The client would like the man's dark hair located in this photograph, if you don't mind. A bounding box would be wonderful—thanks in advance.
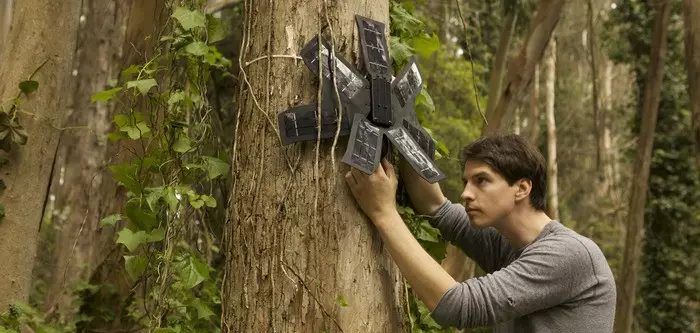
[460,134,547,211]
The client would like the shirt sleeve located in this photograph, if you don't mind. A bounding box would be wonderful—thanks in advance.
[429,200,512,273]
[429,235,598,329]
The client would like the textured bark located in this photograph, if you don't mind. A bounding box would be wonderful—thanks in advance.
[40,0,138,317]
[0,0,81,310]
[587,0,603,174]
[222,1,405,332]
[614,2,671,332]
[684,0,700,168]
[545,38,559,221]
[0,0,11,55]
[483,0,565,134]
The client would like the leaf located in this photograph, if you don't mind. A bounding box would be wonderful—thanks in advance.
[147,228,165,242]
[113,114,131,128]
[416,89,435,114]
[435,141,449,157]
[172,7,206,31]
[124,255,147,281]
[125,200,157,230]
[191,299,215,319]
[146,187,165,211]
[153,328,180,333]
[389,36,413,65]
[412,33,440,59]
[202,156,230,180]
[0,203,5,225]
[206,14,226,43]
[164,186,180,211]
[185,41,208,56]
[168,91,185,105]
[126,79,157,95]
[336,294,349,307]
[91,87,122,103]
[18,80,39,95]
[100,214,122,227]
[123,122,151,140]
[201,195,216,208]
[106,131,129,142]
[121,65,139,81]
[10,125,27,145]
[109,163,141,195]
[178,256,209,289]
[173,136,192,153]
[190,198,205,209]
[116,228,148,252]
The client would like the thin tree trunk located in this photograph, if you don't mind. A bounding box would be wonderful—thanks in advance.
[528,65,541,144]
[545,38,559,221]
[683,0,700,168]
[222,1,405,332]
[485,10,518,119]
[602,59,617,200]
[514,107,521,135]
[483,0,566,134]
[0,0,81,310]
[587,0,604,173]
[614,2,671,332]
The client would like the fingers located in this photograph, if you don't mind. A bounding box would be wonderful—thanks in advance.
[345,171,356,186]
[350,167,365,184]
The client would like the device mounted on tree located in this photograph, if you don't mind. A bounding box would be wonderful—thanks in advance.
[277,15,446,184]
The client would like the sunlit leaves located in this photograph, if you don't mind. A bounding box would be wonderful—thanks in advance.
[176,256,209,289]
[172,7,206,31]
[91,87,122,102]
[201,156,230,180]
[18,80,39,95]
[100,214,122,227]
[126,78,157,95]
[124,255,147,281]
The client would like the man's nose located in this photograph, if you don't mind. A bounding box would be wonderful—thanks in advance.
[461,184,475,204]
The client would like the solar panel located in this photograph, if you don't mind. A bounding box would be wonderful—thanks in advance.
[403,120,436,159]
[342,113,384,174]
[300,35,368,101]
[392,59,422,109]
[386,126,445,183]
[356,16,390,77]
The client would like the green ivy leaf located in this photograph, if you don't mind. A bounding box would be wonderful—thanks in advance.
[116,228,148,252]
[153,328,180,333]
[121,65,139,81]
[336,294,349,307]
[172,7,206,31]
[18,80,39,95]
[146,187,165,211]
[190,198,205,209]
[416,89,435,114]
[106,131,129,142]
[173,136,192,153]
[202,156,230,180]
[100,214,122,227]
[191,299,215,319]
[412,33,440,59]
[91,87,122,103]
[185,41,208,56]
[124,255,147,281]
[206,14,226,43]
[109,163,141,195]
[178,256,209,289]
[201,195,216,208]
[435,141,449,157]
[122,122,151,140]
[147,228,165,242]
[125,200,156,230]
[164,186,180,212]
[126,79,157,95]
[168,91,185,105]
[389,36,413,66]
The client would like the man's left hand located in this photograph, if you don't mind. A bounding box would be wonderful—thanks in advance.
[345,159,398,222]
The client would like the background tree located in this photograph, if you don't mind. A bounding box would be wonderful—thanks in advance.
[0,0,82,310]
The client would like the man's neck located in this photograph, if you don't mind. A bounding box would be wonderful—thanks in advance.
[495,206,553,249]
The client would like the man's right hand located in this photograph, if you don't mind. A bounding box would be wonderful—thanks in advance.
[397,156,447,216]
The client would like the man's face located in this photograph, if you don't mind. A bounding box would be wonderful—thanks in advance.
[460,160,519,228]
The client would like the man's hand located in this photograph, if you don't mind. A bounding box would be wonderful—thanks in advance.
[345,159,398,223]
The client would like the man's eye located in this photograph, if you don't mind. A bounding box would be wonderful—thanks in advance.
[477,177,488,184]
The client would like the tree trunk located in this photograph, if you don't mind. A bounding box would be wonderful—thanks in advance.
[684,0,700,168]
[0,0,81,311]
[528,65,541,144]
[483,0,566,134]
[0,0,11,54]
[587,0,604,174]
[485,10,518,120]
[545,38,559,221]
[614,2,671,332]
[40,0,167,318]
[222,1,405,332]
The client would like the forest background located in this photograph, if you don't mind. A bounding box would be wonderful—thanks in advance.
[0,0,698,332]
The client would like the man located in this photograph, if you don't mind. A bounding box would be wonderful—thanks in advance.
[345,134,616,332]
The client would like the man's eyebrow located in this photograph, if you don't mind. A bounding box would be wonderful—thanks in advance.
[463,171,491,184]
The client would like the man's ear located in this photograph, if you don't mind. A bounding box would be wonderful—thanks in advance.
[514,178,532,202]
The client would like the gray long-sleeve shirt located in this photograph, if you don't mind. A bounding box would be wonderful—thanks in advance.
[428,200,616,332]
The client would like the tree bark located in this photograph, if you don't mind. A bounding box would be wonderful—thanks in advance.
[222,1,405,332]
[0,0,81,311]
[614,2,671,332]
[545,38,559,221]
[528,64,541,144]
[683,0,700,168]
[0,0,11,55]
[587,0,604,174]
[483,0,566,134]
[485,10,518,120]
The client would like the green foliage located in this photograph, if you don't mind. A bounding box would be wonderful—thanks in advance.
[606,1,700,331]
